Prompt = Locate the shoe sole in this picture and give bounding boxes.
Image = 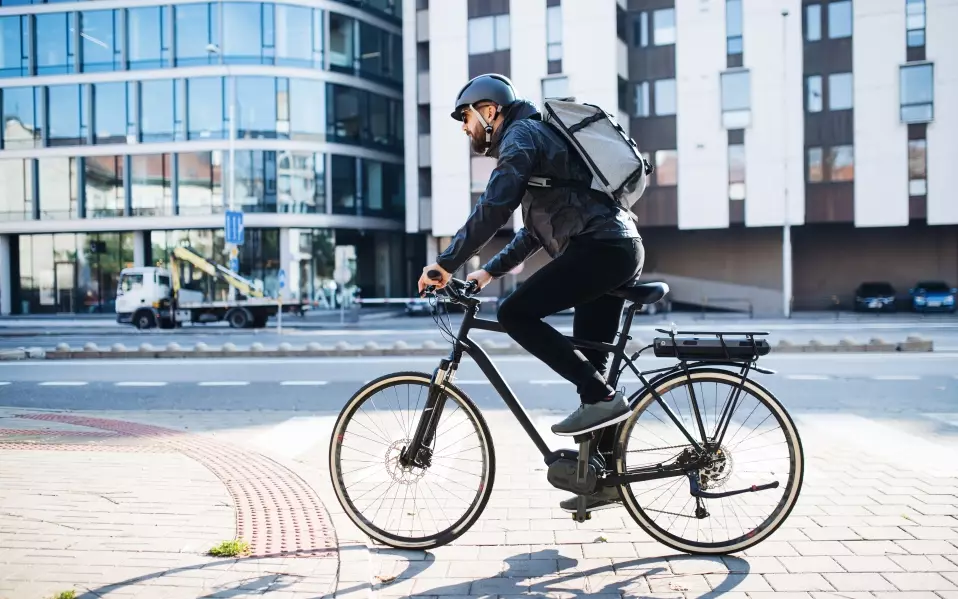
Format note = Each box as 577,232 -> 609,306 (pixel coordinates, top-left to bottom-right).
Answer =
559,502 -> 621,514
551,408 -> 632,437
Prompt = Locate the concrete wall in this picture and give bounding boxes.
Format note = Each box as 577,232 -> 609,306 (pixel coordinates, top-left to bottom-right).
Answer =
793,224 -> 958,309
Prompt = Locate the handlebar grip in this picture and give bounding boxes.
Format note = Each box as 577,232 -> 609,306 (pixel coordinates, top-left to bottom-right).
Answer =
426,269 -> 442,281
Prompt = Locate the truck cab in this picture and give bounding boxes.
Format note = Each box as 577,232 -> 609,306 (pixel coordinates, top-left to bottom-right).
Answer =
116,267 -> 173,328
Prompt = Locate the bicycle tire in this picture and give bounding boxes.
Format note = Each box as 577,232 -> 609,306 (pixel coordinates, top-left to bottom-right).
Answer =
328,371 -> 496,550
613,367 -> 804,555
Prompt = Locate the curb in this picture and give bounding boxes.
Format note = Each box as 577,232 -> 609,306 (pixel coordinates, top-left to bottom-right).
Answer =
0,336 -> 934,361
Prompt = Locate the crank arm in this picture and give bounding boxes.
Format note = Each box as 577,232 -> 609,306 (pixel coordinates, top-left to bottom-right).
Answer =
688,472 -> 779,499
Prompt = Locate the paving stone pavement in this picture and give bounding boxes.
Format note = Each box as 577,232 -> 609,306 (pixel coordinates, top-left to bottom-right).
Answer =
2,406 -> 958,598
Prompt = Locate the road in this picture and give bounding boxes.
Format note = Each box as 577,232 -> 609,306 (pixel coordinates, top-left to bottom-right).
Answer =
2,352 -> 956,417
3,311 -> 958,350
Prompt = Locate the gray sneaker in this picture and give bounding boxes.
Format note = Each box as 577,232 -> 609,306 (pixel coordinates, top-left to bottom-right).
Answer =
559,486 -> 622,513
551,392 -> 631,436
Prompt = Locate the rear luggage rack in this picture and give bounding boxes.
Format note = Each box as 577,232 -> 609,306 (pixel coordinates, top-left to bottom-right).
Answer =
652,328 -> 771,361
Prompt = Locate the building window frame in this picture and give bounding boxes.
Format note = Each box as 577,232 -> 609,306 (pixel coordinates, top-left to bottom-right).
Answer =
900,62 -> 934,124
720,69 -> 751,129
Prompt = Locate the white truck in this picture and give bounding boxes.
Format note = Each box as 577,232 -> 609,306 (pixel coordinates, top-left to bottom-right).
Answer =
115,246 -> 307,329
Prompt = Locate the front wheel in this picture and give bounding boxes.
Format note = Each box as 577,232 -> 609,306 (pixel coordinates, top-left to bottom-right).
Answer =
613,368 -> 804,555
329,372 -> 495,549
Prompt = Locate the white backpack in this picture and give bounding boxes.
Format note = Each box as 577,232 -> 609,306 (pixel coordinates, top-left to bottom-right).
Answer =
528,98 -> 653,220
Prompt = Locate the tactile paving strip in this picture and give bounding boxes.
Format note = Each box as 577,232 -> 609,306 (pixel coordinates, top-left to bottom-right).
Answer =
0,428 -> 123,438
16,413 -> 339,559
0,442 -> 172,453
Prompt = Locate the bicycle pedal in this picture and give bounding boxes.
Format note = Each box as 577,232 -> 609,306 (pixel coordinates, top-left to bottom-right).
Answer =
571,511 -> 591,522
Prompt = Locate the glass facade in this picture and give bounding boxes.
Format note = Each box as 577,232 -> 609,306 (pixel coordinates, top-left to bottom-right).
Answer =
0,1 -> 407,314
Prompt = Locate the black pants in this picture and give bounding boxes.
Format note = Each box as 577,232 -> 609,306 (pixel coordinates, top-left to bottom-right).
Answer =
497,236 -> 645,404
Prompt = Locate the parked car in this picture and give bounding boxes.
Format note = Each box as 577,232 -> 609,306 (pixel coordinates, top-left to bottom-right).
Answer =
908,280 -> 957,313
854,281 -> 897,312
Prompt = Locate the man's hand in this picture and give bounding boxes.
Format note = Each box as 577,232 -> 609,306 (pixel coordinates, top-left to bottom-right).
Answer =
466,269 -> 494,290
418,263 -> 451,295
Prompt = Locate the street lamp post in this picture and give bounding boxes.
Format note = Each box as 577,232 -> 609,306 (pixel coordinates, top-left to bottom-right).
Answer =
781,8 -> 793,318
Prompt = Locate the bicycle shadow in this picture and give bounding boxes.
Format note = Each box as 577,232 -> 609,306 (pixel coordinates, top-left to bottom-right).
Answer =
373,548 -> 751,598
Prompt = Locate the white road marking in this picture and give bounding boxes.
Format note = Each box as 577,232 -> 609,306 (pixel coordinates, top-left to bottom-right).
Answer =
0,382 -> 10,386
279,381 -> 328,386
871,375 -> 921,381
38,381 -> 87,386
530,379 -> 567,386
115,381 -> 168,387
786,374 -> 831,381
450,380 -> 491,385
198,381 -> 250,387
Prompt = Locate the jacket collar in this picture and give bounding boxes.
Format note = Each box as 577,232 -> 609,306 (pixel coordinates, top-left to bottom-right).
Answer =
488,100 -> 541,158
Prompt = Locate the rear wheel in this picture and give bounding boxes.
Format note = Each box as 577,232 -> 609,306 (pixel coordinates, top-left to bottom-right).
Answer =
329,372 -> 495,549
613,368 -> 804,555
226,308 -> 251,328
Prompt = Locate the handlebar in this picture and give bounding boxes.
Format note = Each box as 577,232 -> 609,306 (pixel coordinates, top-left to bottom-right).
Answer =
423,269 -> 481,300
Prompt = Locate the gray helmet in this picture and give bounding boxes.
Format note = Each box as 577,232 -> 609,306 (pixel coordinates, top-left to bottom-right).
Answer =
450,73 -> 517,121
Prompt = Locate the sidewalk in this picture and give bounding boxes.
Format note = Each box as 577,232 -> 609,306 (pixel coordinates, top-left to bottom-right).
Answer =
2,406 -> 958,598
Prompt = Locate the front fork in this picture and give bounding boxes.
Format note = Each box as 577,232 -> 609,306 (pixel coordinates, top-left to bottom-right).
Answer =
400,359 -> 455,469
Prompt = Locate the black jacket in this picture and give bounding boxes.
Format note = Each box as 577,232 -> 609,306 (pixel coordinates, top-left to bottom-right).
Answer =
436,100 -> 639,278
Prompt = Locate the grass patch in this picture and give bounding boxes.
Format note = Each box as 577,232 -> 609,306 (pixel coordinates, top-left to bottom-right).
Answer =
208,539 -> 251,557
50,592 -> 76,599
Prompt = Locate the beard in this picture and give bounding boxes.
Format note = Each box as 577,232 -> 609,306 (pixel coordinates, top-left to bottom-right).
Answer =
468,128 -> 490,155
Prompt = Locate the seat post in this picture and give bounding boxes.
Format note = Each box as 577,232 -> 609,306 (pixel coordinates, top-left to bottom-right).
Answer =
607,301 -> 640,390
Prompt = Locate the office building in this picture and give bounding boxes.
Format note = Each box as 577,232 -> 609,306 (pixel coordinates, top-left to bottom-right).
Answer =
0,0 -> 416,315
405,0 -> 957,314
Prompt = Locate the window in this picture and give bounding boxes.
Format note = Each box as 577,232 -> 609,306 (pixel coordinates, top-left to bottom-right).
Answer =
542,76 -> 568,100
906,0 -> 926,47
827,145 -> 854,181
331,155 -> 357,214
359,23 -> 401,83
235,76 -> 277,138
84,156 -> 124,218
807,147 -> 823,182
468,14 -> 509,55
222,2 -> 264,64
635,12 -> 648,47
227,150 -> 277,213
38,157 -> 78,219
908,139 -> 926,196
0,16 -> 30,77
653,9 -> 675,46
127,6 -> 167,70
120,273 -> 144,294
828,1 -> 852,39
36,13 -> 75,75
726,0 -> 743,55
187,77 -> 224,140
729,143 -> 745,200
327,85 -> 364,144
654,79 -> 676,116
634,82 -> 650,117
2,87 -> 41,149
47,85 -> 88,146
275,5 -> 318,67
547,6 -> 562,61
140,80 -> 174,142
721,70 -> 751,128
290,79 -> 325,141
828,72 -> 853,110
329,13 -> 355,71
174,152 -> 216,216
81,10 -> 121,72
900,63 -> 934,123
0,158 -> 34,221
174,4 -> 217,66
93,82 -> 127,145
655,150 -> 677,186
805,4 -> 821,41
806,75 -> 823,112
277,152 -> 323,213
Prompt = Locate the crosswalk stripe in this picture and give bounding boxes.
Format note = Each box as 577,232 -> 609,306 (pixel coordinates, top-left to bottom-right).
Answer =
280,381 -> 328,386
198,381 -> 250,387
786,374 -> 831,381
115,382 -> 167,387
871,375 -> 921,381
38,381 -> 87,386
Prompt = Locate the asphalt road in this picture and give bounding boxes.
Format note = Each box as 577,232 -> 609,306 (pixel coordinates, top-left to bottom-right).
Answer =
2,352 -> 956,418
3,311 -> 958,351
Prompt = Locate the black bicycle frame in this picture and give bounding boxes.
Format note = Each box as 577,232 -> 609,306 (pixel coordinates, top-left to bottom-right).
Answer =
402,299 -> 715,475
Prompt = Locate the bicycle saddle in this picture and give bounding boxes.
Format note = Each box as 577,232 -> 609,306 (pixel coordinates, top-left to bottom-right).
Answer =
609,281 -> 669,305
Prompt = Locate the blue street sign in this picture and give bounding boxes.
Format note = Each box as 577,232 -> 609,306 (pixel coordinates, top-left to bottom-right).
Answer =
279,269 -> 286,289
229,257 -> 239,272
225,210 -> 244,245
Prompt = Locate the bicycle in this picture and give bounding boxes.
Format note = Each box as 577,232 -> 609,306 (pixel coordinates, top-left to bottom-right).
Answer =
328,273 -> 804,555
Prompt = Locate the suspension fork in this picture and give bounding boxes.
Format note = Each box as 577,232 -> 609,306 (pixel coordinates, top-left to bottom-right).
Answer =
400,359 -> 455,468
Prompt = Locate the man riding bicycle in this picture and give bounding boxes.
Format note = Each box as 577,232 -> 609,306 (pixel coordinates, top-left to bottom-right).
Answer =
417,74 -> 646,512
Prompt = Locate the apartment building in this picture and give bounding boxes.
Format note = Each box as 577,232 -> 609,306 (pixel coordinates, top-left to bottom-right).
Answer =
405,0 -> 958,314
0,0 -> 416,316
